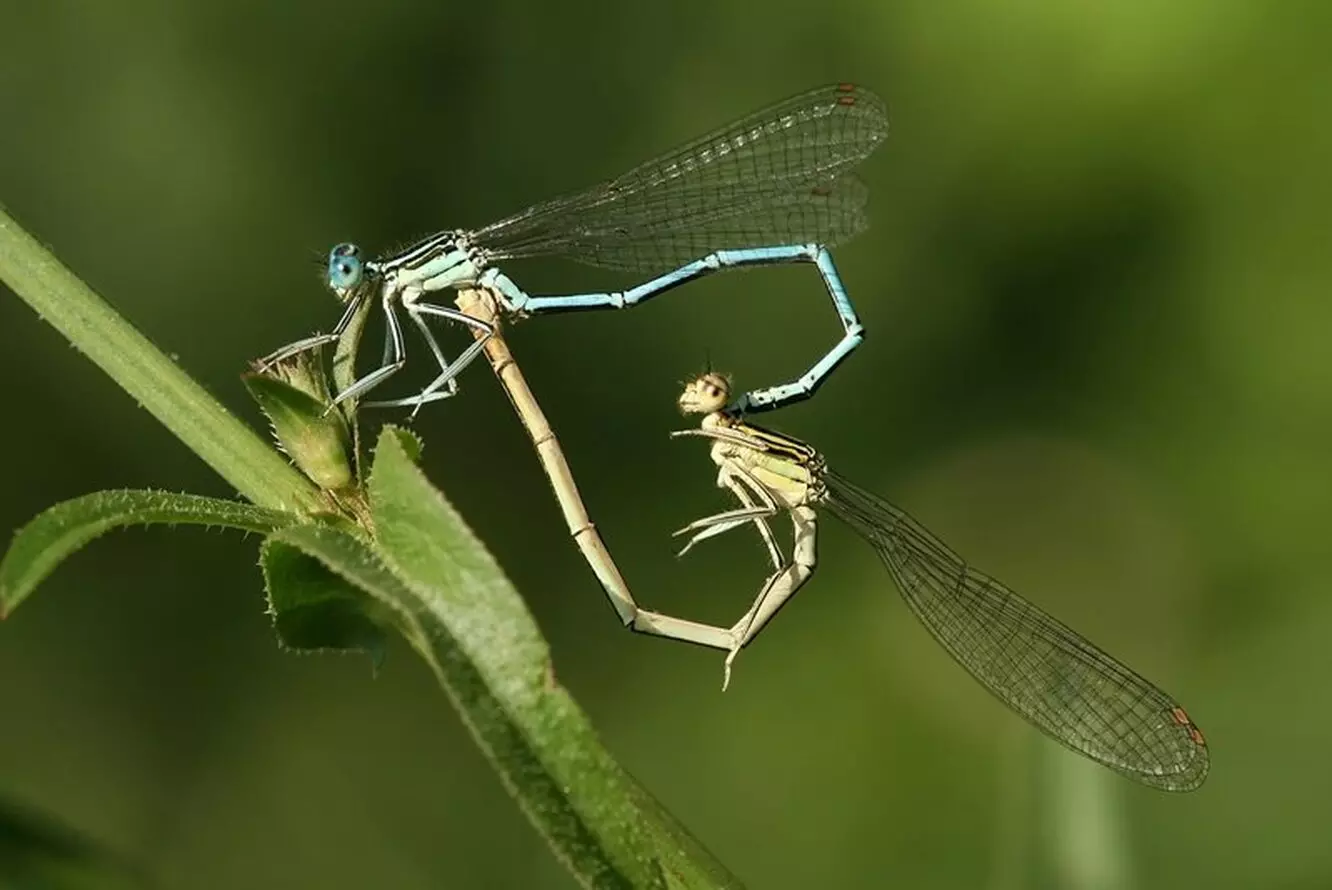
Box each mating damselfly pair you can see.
[261,82,1208,791]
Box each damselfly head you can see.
[678,372,731,415]
[327,243,366,302]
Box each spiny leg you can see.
[724,464,787,571]
[257,332,340,369]
[672,426,773,452]
[366,300,495,415]
[256,296,365,371]
[403,301,494,409]
[670,426,789,565]
[672,473,777,544]
[673,502,776,554]
[674,467,784,571]
[329,291,406,406]
[364,294,454,411]
[406,300,459,394]
[363,338,485,412]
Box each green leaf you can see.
[361,426,743,890]
[331,292,373,410]
[0,490,296,617]
[386,425,424,465]
[331,291,374,483]
[0,207,323,514]
[243,367,355,492]
[0,797,151,890]
[260,534,388,666]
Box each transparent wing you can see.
[471,83,888,272]
[537,175,871,272]
[824,470,1209,791]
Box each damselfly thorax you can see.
[700,412,826,511]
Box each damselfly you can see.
[672,372,1209,792]
[259,83,888,416]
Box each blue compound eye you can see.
[327,243,364,294]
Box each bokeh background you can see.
[3,2,1330,887]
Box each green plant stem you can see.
[0,207,321,513]
[0,208,743,887]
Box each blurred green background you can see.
[3,1,1330,887]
